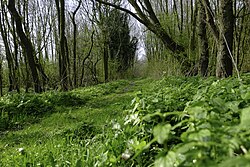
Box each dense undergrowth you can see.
[1,75,250,166]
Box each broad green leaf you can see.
[142,111,163,122]
[152,98,159,103]
[153,124,171,144]
[186,106,207,120]
[225,101,240,112]
[210,97,227,112]
[241,91,250,100]
[188,129,211,142]
[218,157,250,167]
[133,141,147,151]
[240,106,250,128]
[109,155,117,163]
[154,151,178,167]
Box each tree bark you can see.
[199,1,209,76]
[7,0,42,93]
[216,0,234,77]
[0,58,3,96]
[55,0,69,91]
[11,14,20,93]
[201,0,234,77]
[0,10,14,91]
[103,40,109,82]
[80,31,94,86]
[0,1,20,92]
[70,0,81,88]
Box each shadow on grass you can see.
[86,93,134,109]
[0,93,91,134]
[0,130,45,149]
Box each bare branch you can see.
[95,0,146,25]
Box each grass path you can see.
[0,78,154,166]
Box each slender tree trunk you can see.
[7,0,42,93]
[0,13,14,91]
[103,40,109,82]
[55,0,69,91]
[65,36,72,89]
[0,2,16,91]
[180,0,184,33]
[70,0,81,88]
[190,1,198,50]
[173,0,181,32]
[0,58,3,96]
[199,1,209,76]
[80,31,94,86]
[72,16,77,87]
[216,0,234,77]
[11,15,20,93]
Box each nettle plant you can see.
[122,76,250,167]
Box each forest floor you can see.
[0,78,155,166]
[1,75,250,166]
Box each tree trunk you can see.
[11,14,20,93]
[7,0,42,93]
[216,0,234,77]
[0,11,14,91]
[190,1,198,50]
[70,0,81,88]
[55,0,69,91]
[199,1,209,76]
[72,15,77,88]
[0,58,3,96]
[80,31,94,86]
[103,40,109,82]
[0,1,19,92]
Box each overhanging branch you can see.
[95,0,146,25]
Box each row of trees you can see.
[1,0,250,94]
[0,0,138,93]
[98,0,250,77]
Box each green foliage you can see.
[0,94,54,131]
[46,91,89,107]
[1,76,250,166]
[120,75,250,166]
[0,90,91,131]
[103,8,138,77]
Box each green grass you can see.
[0,78,155,166]
[1,75,250,166]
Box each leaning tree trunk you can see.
[216,0,234,77]
[7,0,42,93]
[0,11,14,91]
[0,2,19,92]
